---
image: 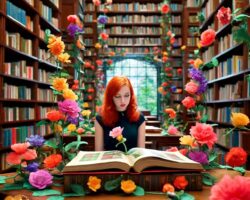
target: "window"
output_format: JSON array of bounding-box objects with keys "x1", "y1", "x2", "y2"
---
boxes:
[{"x1": 106, "y1": 57, "x2": 158, "y2": 115}]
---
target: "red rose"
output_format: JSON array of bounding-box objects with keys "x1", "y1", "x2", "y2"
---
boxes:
[
  {"x1": 173, "y1": 176, "x2": 188, "y2": 190},
  {"x1": 216, "y1": 6, "x2": 231, "y2": 25},
  {"x1": 161, "y1": 4, "x2": 170, "y2": 14},
  {"x1": 182, "y1": 96, "x2": 196, "y2": 109},
  {"x1": 200, "y1": 29, "x2": 216, "y2": 47},
  {"x1": 225, "y1": 147, "x2": 247, "y2": 167}
]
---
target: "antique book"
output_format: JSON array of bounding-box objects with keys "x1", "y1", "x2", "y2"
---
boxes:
[
  {"x1": 63, "y1": 147, "x2": 203, "y2": 173},
  {"x1": 63, "y1": 170, "x2": 203, "y2": 192}
]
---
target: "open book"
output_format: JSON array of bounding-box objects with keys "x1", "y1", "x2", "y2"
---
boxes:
[{"x1": 63, "y1": 148, "x2": 203, "y2": 173}]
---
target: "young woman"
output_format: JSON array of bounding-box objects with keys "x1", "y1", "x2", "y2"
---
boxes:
[{"x1": 95, "y1": 76, "x2": 145, "y2": 151}]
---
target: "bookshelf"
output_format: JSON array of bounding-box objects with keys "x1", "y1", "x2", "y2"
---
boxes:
[
  {"x1": 0, "y1": 0, "x2": 61, "y2": 172},
  {"x1": 200, "y1": 0, "x2": 250, "y2": 167}
]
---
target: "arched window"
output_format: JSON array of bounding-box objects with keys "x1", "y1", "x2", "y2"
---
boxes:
[{"x1": 105, "y1": 57, "x2": 158, "y2": 115}]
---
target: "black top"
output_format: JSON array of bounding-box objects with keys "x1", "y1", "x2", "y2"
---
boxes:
[{"x1": 96, "y1": 112, "x2": 145, "y2": 151}]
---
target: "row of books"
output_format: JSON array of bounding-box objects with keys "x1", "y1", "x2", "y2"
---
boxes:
[
  {"x1": 218, "y1": 35, "x2": 235, "y2": 53},
  {"x1": 201, "y1": 0, "x2": 217, "y2": 20},
  {"x1": 6, "y1": 1, "x2": 27, "y2": 27},
  {"x1": 108, "y1": 38, "x2": 161, "y2": 45},
  {"x1": 84, "y1": 27, "x2": 93, "y2": 34},
  {"x1": 206, "y1": 87, "x2": 215, "y2": 101},
  {"x1": 188, "y1": 15, "x2": 199, "y2": 23},
  {"x1": 187, "y1": 37, "x2": 200, "y2": 46},
  {"x1": 85, "y1": 39, "x2": 93, "y2": 46},
  {"x1": 38, "y1": 69, "x2": 51, "y2": 83},
  {"x1": 39, "y1": 106, "x2": 53, "y2": 118},
  {"x1": 108, "y1": 15, "x2": 160, "y2": 23},
  {"x1": 4, "y1": 83, "x2": 32, "y2": 100},
  {"x1": 86, "y1": 3, "x2": 94, "y2": 11},
  {"x1": 37, "y1": 88, "x2": 56, "y2": 102},
  {"x1": 216, "y1": 128, "x2": 240, "y2": 149},
  {"x1": 170, "y1": 3, "x2": 183, "y2": 11},
  {"x1": 172, "y1": 27, "x2": 182, "y2": 34},
  {"x1": 1, "y1": 126, "x2": 34, "y2": 148},
  {"x1": 202, "y1": 45, "x2": 215, "y2": 63},
  {"x1": 39, "y1": 48, "x2": 57, "y2": 65},
  {"x1": 218, "y1": 81, "x2": 243, "y2": 100},
  {"x1": 217, "y1": 107, "x2": 244, "y2": 123},
  {"x1": 4, "y1": 107, "x2": 35, "y2": 122},
  {"x1": 84, "y1": 14, "x2": 93, "y2": 22},
  {"x1": 6, "y1": 32, "x2": 32, "y2": 56},
  {"x1": 4, "y1": 61, "x2": 34, "y2": 80},
  {"x1": 171, "y1": 16, "x2": 182, "y2": 23},
  {"x1": 106, "y1": 26, "x2": 162, "y2": 35},
  {"x1": 186, "y1": 0, "x2": 201, "y2": 7}
]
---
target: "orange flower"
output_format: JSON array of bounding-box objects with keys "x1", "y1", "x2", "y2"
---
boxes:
[
  {"x1": 225, "y1": 147, "x2": 247, "y2": 167},
  {"x1": 76, "y1": 39, "x2": 85, "y2": 50},
  {"x1": 109, "y1": 51, "x2": 116, "y2": 56},
  {"x1": 63, "y1": 89, "x2": 78, "y2": 100},
  {"x1": 162, "y1": 183, "x2": 175, "y2": 193},
  {"x1": 181, "y1": 96, "x2": 196, "y2": 109},
  {"x1": 54, "y1": 124, "x2": 62, "y2": 133},
  {"x1": 44, "y1": 154, "x2": 62, "y2": 168},
  {"x1": 121, "y1": 180, "x2": 136, "y2": 194},
  {"x1": 173, "y1": 176, "x2": 188, "y2": 190},
  {"x1": 87, "y1": 176, "x2": 101, "y2": 192},
  {"x1": 47, "y1": 110, "x2": 64, "y2": 122},
  {"x1": 164, "y1": 108, "x2": 176, "y2": 119},
  {"x1": 47, "y1": 36, "x2": 65, "y2": 56},
  {"x1": 194, "y1": 58, "x2": 203, "y2": 69},
  {"x1": 162, "y1": 56, "x2": 168, "y2": 63},
  {"x1": 231, "y1": 112, "x2": 249, "y2": 127},
  {"x1": 58, "y1": 53, "x2": 71, "y2": 63},
  {"x1": 52, "y1": 77, "x2": 68, "y2": 92},
  {"x1": 200, "y1": 29, "x2": 216, "y2": 47},
  {"x1": 84, "y1": 61, "x2": 92, "y2": 68}
]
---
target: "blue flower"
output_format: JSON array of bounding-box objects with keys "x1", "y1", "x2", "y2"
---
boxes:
[
  {"x1": 171, "y1": 85, "x2": 177, "y2": 92},
  {"x1": 97, "y1": 15, "x2": 108, "y2": 24},
  {"x1": 26, "y1": 135, "x2": 45, "y2": 147},
  {"x1": 26, "y1": 162, "x2": 39, "y2": 172}
]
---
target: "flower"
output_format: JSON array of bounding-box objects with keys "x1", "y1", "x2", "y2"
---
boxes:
[
  {"x1": 185, "y1": 81, "x2": 199, "y2": 95},
  {"x1": 109, "y1": 126, "x2": 123, "y2": 138},
  {"x1": 189, "y1": 151, "x2": 208, "y2": 164},
  {"x1": 29, "y1": 170, "x2": 53, "y2": 189},
  {"x1": 100, "y1": 32, "x2": 109, "y2": 40},
  {"x1": 231, "y1": 112, "x2": 249, "y2": 127},
  {"x1": 52, "y1": 77, "x2": 68, "y2": 92},
  {"x1": 47, "y1": 110, "x2": 64, "y2": 122},
  {"x1": 25, "y1": 162, "x2": 39, "y2": 172},
  {"x1": 58, "y1": 99, "x2": 81, "y2": 118},
  {"x1": 164, "y1": 108, "x2": 176, "y2": 119},
  {"x1": 216, "y1": 6, "x2": 231, "y2": 25},
  {"x1": 26, "y1": 135, "x2": 45, "y2": 147},
  {"x1": 67, "y1": 23, "x2": 82, "y2": 37},
  {"x1": 167, "y1": 125, "x2": 178, "y2": 135},
  {"x1": 97, "y1": 15, "x2": 108, "y2": 24},
  {"x1": 47, "y1": 36, "x2": 65, "y2": 56},
  {"x1": 44, "y1": 154, "x2": 62, "y2": 169},
  {"x1": 58, "y1": 53, "x2": 71, "y2": 63},
  {"x1": 62, "y1": 88, "x2": 78, "y2": 100},
  {"x1": 121, "y1": 179, "x2": 136, "y2": 194},
  {"x1": 188, "y1": 68, "x2": 208, "y2": 94},
  {"x1": 82, "y1": 109, "x2": 91, "y2": 117},
  {"x1": 161, "y1": 4, "x2": 170, "y2": 14},
  {"x1": 200, "y1": 29, "x2": 216, "y2": 47},
  {"x1": 67, "y1": 124, "x2": 77, "y2": 132},
  {"x1": 173, "y1": 176, "x2": 188, "y2": 190},
  {"x1": 6, "y1": 143, "x2": 37, "y2": 165},
  {"x1": 225, "y1": 147, "x2": 247, "y2": 167},
  {"x1": 179, "y1": 135, "x2": 195, "y2": 147},
  {"x1": 190, "y1": 123, "x2": 217, "y2": 149},
  {"x1": 193, "y1": 58, "x2": 203, "y2": 69},
  {"x1": 87, "y1": 176, "x2": 101, "y2": 192},
  {"x1": 182, "y1": 96, "x2": 196, "y2": 109},
  {"x1": 162, "y1": 183, "x2": 175, "y2": 193},
  {"x1": 210, "y1": 175, "x2": 250, "y2": 200}
]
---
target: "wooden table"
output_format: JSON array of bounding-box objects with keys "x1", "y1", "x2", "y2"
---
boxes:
[{"x1": 1, "y1": 169, "x2": 249, "y2": 200}]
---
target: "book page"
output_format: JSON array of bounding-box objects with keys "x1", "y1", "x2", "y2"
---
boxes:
[
  {"x1": 127, "y1": 148, "x2": 199, "y2": 166},
  {"x1": 66, "y1": 150, "x2": 132, "y2": 167}
]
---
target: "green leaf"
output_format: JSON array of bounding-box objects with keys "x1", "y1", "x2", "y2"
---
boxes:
[
  {"x1": 208, "y1": 152, "x2": 218, "y2": 162},
  {"x1": 48, "y1": 196, "x2": 64, "y2": 200},
  {"x1": 202, "y1": 173, "x2": 217, "y2": 186},
  {"x1": 1, "y1": 183, "x2": 24, "y2": 191},
  {"x1": 233, "y1": 167, "x2": 246, "y2": 175},
  {"x1": 233, "y1": 27, "x2": 250, "y2": 47},
  {"x1": 104, "y1": 176, "x2": 123, "y2": 191},
  {"x1": 0, "y1": 176, "x2": 6, "y2": 184},
  {"x1": 233, "y1": 14, "x2": 250, "y2": 22},
  {"x1": 53, "y1": 183, "x2": 63, "y2": 187},
  {"x1": 200, "y1": 114, "x2": 208, "y2": 123},
  {"x1": 36, "y1": 120, "x2": 48, "y2": 126},
  {"x1": 211, "y1": 58, "x2": 219, "y2": 67},
  {"x1": 63, "y1": 193, "x2": 85, "y2": 197},
  {"x1": 45, "y1": 140, "x2": 59, "y2": 149},
  {"x1": 194, "y1": 49, "x2": 199, "y2": 55},
  {"x1": 33, "y1": 189, "x2": 61, "y2": 196},
  {"x1": 179, "y1": 192, "x2": 195, "y2": 200},
  {"x1": 133, "y1": 186, "x2": 145, "y2": 196},
  {"x1": 233, "y1": 8, "x2": 242, "y2": 14},
  {"x1": 219, "y1": 165, "x2": 233, "y2": 170},
  {"x1": 23, "y1": 181, "x2": 34, "y2": 189},
  {"x1": 64, "y1": 141, "x2": 88, "y2": 152},
  {"x1": 70, "y1": 184, "x2": 85, "y2": 195}
]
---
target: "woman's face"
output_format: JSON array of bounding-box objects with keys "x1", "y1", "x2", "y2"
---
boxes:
[{"x1": 113, "y1": 85, "x2": 131, "y2": 112}]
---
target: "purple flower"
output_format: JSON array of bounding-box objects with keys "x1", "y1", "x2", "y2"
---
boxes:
[
  {"x1": 188, "y1": 68, "x2": 208, "y2": 94},
  {"x1": 26, "y1": 162, "x2": 39, "y2": 172},
  {"x1": 58, "y1": 99, "x2": 81, "y2": 118},
  {"x1": 67, "y1": 116, "x2": 79, "y2": 125},
  {"x1": 67, "y1": 23, "x2": 82, "y2": 37},
  {"x1": 29, "y1": 170, "x2": 53, "y2": 189},
  {"x1": 188, "y1": 151, "x2": 208, "y2": 164},
  {"x1": 26, "y1": 135, "x2": 45, "y2": 147},
  {"x1": 97, "y1": 15, "x2": 108, "y2": 24},
  {"x1": 171, "y1": 85, "x2": 177, "y2": 92}
]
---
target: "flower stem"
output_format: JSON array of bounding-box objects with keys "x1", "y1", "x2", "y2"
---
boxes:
[{"x1": 122, "y1": 142, "x2": 128, "y2": 154}]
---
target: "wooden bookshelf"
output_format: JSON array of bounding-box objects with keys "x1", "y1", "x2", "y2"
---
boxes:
[
  {"x1": 0, "y1": 0, "x2": 62, "y2": 173},
  {"x1": 200, "y1": 0, "x2": 250, "y2": 168}
]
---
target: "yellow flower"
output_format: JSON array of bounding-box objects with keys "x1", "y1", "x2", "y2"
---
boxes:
[
  {"x1": 116, "y1": 135, "x2": 123, "y2": 142},
  {"x1": 82, "y1": 110, "x2": 91, "y2": 117},
  {"x1": 231, "y1": 112, "x2": 250, "y2": 127},
  {"x1": 194, "y1": 58, "x2": 203, "y2": 69},
  {"x1": 95, "y1": 43, "x2": 102, "y2": 49},
  {"x1": 57, "y1": 53, "x2": 71, "y2": 63},
  {"x1": 180, "y1": 135, "x2": 195, "y2": 147},
  {"x1": 121, "y1": 179, "x2": 136, "y2": 194},
  {"x1": 52, "y1": 77, "x2": 68, "y2": 92},
  {"x1": 54, "y1": 124, "x2": 62, "y2": 133},
  {"x1": 162, "y1": 51, "x2": 168, "y2": 56},
  {"x1": 197, "y1": 42, "x2": 202, "y2": 49},
  {"x1": 67, "y1": 124, "x2": 76, "y2": 132},
  {"x1": 63, "y1": 89, "x2": 78, "y2": 100},
  {"x1": 82, "y1": 102, "x2": 89, "y2": 108},
  {"x1": 181, "y1": 45, "x2": 186, "y2": 50},
  {"x1": 47, "y1": 36, "x2": 65, "y2": 56},
  {"x1": 87, "y1": 176, "x2": 101, "y2": 192}
]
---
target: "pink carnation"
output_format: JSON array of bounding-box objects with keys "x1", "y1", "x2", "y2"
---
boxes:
[
  {"x1": 185, "y1": 81, "x2": 199, "y2": 95},
  {"x1": 29, "y1": 170, "x2": 53, "y2": 189},
  {"x1": 167, "y1": 125, "x2": 178, "y2": 135},
  {"x1": 109, "y1": 126, "x2": 123, "y2": 138},
  {"x1": 210, "y1": 175, "x2": 250, "y2": 200},
  {"x1": 190, "y1": 123, "x2": 217, "y2": 149},
  {"x1": 58, "y1": 99, "x2": 81, "y2": 118},
  {"x1": 182, "y1": 96, "x2": 196, "y2": 109}
]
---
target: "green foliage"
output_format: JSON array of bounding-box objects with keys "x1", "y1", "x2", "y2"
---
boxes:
[
  {"x1": 202, "y1": 173, "x2": 217, "y2": 186},
  {"x1": 198, "y1": 12, "x2": 205, "y2": 23},
  {"x1": 48, "y1": 196, "x2": 64, "y2": 200},
  {"x1": 104, "y1": 176, "x2": 123, "y2": 191},
  {"x1": 32, "y1": 189, "x2": 61, "y2": 196},
  {"x1": 133, "y1": 186, "x2": 145, "y2": 196},
  {"x1": 0, "y1": 176, "x2": 6, "y2": 184}
]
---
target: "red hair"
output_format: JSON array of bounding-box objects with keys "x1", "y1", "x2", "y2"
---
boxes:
[{"x1": 100, "y1": 76, "x2": 140, "y2": 127}]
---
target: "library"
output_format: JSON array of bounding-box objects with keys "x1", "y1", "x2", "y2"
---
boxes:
[{"x1": 0, "y1": 0, "x2": 250, "y2": 199}]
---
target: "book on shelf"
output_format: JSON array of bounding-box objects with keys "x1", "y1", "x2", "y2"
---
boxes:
[{"x1": 63, "y1": 147, "x2": 203, "y2": 173}]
